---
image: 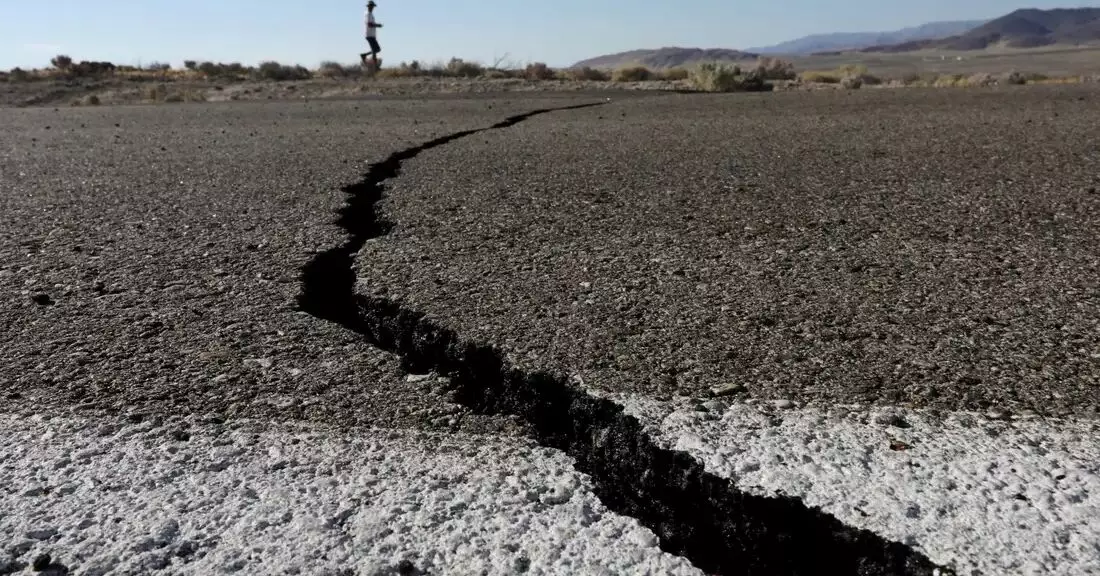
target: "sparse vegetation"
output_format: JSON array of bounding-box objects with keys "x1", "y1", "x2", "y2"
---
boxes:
[
  {"x1": 567, "y1": 67, "x2": 610, "y2": 81},
  {"x1": 524, "y1": 62, "x2": 555, "y2": 81},
  {"x1": 801, "y1": 64, "x2": 880, "y2": 88},
  {"x1": 1, "y1": 50, "x2": 1090, "y2": 108},
  {"x1": 50, "y1": 55, "x2": 73, "y2": 71},
  {"x1": 754, "y1": 57, "x2": 797, "y2": 80},
  {"x1": 7, "y1": 67, "x2": 30, "y2": 82},
  {"x1": 255, "y1": 61, "x2": 312, "y2": 81},
  {"x1": 800, "y1": 70, "x2": 841, "y2": 84},
  {"x1": 685, "y1": 62, "x2": 777, "y2": 92},
  {"x1": 688, "y1": 62, "x2": 740, "y2": 92},
  {"x1": 445, "y1": 58, "x2": 484, "y2": 78},
  {"x1": 612, "y1": 66, "x2": 652, "y2": 82},
  {"x1": 662, "y1": 67, "x2": 690, "y2": 81},
  {"x1": 318, "y1": 61, "x2": 354, "y2": 78}
]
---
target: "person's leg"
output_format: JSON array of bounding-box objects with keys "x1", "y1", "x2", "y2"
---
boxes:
[{"x1": 368, "y1": 37, "x2": 381, "y2": 66}]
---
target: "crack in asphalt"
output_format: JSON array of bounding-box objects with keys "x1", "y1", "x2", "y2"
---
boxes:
[{"x1": 296, "y1": 101, "x2": 948, "y2": 576}]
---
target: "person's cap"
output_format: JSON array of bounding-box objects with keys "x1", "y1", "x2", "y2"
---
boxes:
[{"x1": 367, "y1": 1, "x2": 376, "y2": 6}]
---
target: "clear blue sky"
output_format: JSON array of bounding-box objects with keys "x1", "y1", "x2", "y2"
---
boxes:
[{"x1": 2, "y1": 0, "x2": 1096, "y2": 70}]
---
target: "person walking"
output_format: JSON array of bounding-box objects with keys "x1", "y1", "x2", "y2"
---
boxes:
[{"x1": 360, "y1": 1, "x2": 383, "y2": 69}]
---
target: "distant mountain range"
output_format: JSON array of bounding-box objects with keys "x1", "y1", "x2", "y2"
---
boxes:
[
  {"x1": 746, "y1": 20, "x2": 987, "y2": 54},
  {"x1": 571, "y1": 48, "x2": 759, "y2": 70},
  {"x1": 572, "y1": 8, "x2": 1100, "y2": 69},
  {"x1": 860, "y1": 8, "x2": 1100, "y2": 52}
]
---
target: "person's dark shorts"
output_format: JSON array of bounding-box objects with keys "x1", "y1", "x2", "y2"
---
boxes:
[{"x1": 367, "y1": 37, "x2": 381, "y2": 53}]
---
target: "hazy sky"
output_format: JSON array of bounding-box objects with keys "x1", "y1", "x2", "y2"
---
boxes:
[{"x1": 2, "y1": 0, "x2": 1096, "y2": 69}]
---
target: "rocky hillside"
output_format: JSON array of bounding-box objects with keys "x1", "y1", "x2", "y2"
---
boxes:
[{"x1": 862, "y1": 7, "x2": 1100, "y2": 52}]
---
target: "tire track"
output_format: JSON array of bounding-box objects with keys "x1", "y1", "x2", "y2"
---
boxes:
[{"x1": 296, "y1": 101, "x2": 947, "y2": 575}]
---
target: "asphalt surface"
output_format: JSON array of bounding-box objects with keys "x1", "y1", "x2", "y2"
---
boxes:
[
  {"x1": 357, "y1": 85, "x2": 1100, "y2": 416},
  {"x1": 0, "y1": 94, "x2": 619, "y2": 434},
  {"x1": 3, "y1": 86, "x2": 1099, "y2": 574}
]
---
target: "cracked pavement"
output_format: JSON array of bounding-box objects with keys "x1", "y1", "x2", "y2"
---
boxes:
[
  {"x1": 356, "y1": 85, "x2": 1100, "y2": 417},
  {"x1": 3, "y1": 86, "x2": 1099, "y2": 575},
  {"x1": 0, "y1": 95, "x2": 612, "y2": 434}
]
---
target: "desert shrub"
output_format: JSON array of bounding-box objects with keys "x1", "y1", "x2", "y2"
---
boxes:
[
  {"x1": 966, "y1": 73, "x2": 997, "y2": 87},
  {"x1": 688, "y1": 62, "x2": 740, "y2": 92},
  {"x1": 933, "y1": 74, "x2": 965, "y2": 88},
  {"x1": 318, "y1": 61, "x2": 349, "y2": 78},
  {"x1": 195, "y1": 61, "x2": 251, "y2": 79},
  {"x1": 831, "y1": 64, "x2": 881, "y2": 87},
  {"x1": 754, "y1": 57, "x2": 796, "y2": 80},
  {"x1": 524, "y1": 62, "x2": 555, "y2": 81},
  {"x1": 482, "y1": 69, "x2": 513, "y2": 79},
  {"x1": 612, "y1": 65, "x2": 652, "y2": 82},
  {"x1": 739, "y1": 69, "x2": 773, "y2": 92},
  {"x1": 51, "y1": 54, "x2": 73, "y2": 70},
  {"x1": 78, "y1": 94, "x2": 101, "y2": 106},
  {"x1": 145, "y1": 62, "x2": 171, "y2": 72},
  {"x1": 183, "y1": 60, "x2": 197, "y2": 71},
  {"x1": 568, "y1": 66, "x2": 609, "y2": 81},
  {"x1": 197, "y1": 61, "x2": 220, "y2": 77},
  {"x1": 800, "y1": 70, "x2": 840, "y2": 84},
  {"x1": 661, "y1": 67, "x2": 690, "y2": 81},
  {"x1": 7, "y1": 68, "x2": 30, "y2": 82},
  {"x1": 255, "y1": 61, "x2": 312, "y2": 81},
  {"x1": 445, "y1": 57, "x2": 484, "y2": 77},
  {"x1": 899, "y1": 71, "x2": 923, "y2": 85},
  {"x1": 1003, "y1": 71, "x2": 1028, "y2": 85},
  {"x1": 71, "y1": 61, "x2": 117, "y2": 77}
]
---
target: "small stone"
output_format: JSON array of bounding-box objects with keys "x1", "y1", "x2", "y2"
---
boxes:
[
  {"x1": 405, "y1": 374, "x2": 433, "y2": 383},
  {"x1": 31, "y1": 294, "x2": 54, "y2": 306},
  {"x1": 32, "y1": 554, "x2": 51, "y2": 571},
  {"x1": 986, "y1": 409, "x2": 1010, "y2": 421},
  {"x1": 773, "y1": 399, "x2": 795, "y2": 410},
  {"x1": 702, "y1": 400, "x2": 727, "y2": 413},
  {"x1": 170, "y1": 430, "x2": 190, "y2": 442},
  {"x1": 711, "y1": 383, "x2": 746, "y2": 397},
  {"x1": 26, "y1": 527, "x2": 56, "y2": 541},
  {"x1": 397, "y1": 560, "x2": 418, "y2": 576}
]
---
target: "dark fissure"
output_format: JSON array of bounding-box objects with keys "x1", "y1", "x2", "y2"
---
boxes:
[{"x1": 297, "y1": 101, "x2": 945, "y2": 576}]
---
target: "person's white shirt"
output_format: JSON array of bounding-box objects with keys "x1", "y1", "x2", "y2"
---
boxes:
[{"x1": 365, "y1": 12, "x2": 377, "y2": 38}]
